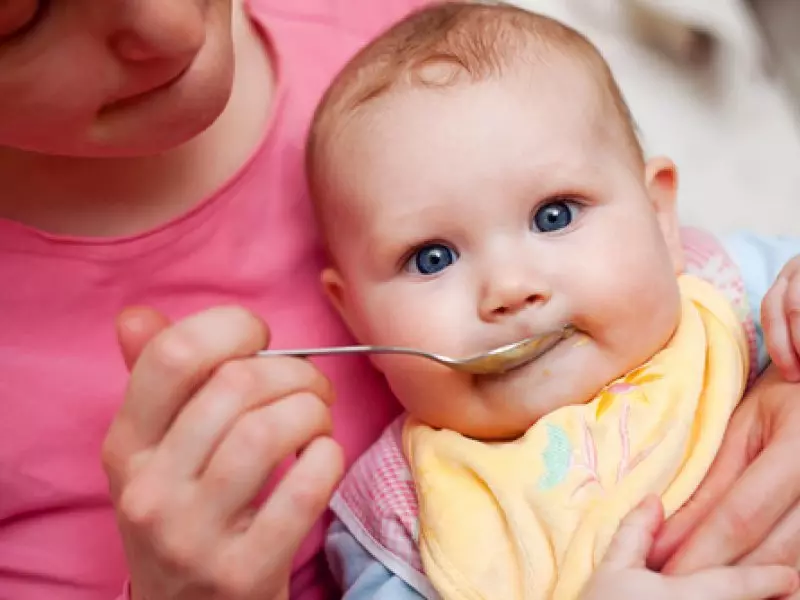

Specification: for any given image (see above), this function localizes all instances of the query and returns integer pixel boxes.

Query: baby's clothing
[404,275,745,600]
[325,227,800,599]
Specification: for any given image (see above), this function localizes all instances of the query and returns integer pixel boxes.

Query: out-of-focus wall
[509,0,800,235]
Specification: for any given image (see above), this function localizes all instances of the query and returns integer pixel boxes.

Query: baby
[306,2,800,599]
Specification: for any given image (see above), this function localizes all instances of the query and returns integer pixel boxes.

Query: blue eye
[532,200,579,233]
[407,243,457,275]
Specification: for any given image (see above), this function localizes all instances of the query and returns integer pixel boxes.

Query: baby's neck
[0,4,273,238]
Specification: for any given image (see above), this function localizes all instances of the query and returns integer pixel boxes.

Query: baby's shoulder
[681,226,759,381]
[334,415,418,523]
[331,414,425,572]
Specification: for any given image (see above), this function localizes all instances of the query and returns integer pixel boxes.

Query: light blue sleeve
[325,519,428,600]
[721,231,800,372]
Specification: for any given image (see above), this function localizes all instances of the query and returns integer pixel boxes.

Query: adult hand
[761,255,800,382]
[103,306,344,600]
[582,496,797,600]
[649,365,800,584]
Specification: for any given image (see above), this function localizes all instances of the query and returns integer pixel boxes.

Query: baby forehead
[334,89,609,200]
[332,53,633,176]
[317,73,627,213]
[370,60,641,175]
[345,65,624,162]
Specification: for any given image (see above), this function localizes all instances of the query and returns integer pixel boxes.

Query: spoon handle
[257,345,449,364]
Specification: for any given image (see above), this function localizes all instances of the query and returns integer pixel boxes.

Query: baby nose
[479,276,549,322]
[110,1,207,63]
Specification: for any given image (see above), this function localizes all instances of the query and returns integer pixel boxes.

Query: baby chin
[473,333,609,431]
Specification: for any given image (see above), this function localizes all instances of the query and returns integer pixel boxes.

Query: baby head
[308,2,685,440]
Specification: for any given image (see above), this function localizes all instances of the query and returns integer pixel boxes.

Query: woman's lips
[102,65,192,113]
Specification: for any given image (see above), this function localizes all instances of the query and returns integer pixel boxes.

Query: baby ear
[645,156,684,274]
[322,267,348,321]
[321,267,361,338]
[321,268,379,369]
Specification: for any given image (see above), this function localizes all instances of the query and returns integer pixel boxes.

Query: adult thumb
[647,396,755,571]
[601,495,664,571]
[116,306,171,371]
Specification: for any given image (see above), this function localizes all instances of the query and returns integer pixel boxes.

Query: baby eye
[406,243,458,275]
[531,199,581,233]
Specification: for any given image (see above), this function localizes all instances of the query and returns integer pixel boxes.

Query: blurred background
[509,0,800,235]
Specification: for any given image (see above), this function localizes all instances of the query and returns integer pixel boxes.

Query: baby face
[322,65,684,439]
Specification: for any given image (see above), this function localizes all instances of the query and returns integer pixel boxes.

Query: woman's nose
[108,1,208,63]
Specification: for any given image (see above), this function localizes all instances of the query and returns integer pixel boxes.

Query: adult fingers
[764,277,800,382]
[649,397,757,570]
[738,496,800,568]
[663,439,800,574]
[154,356,333,478]
[786,589,800,600]
[677,565,798,600]
[220,436,345,586]
[116,306,172,371]
[199,392,333,519]
[120,306,269,452]
[600,496,663,571]
[785,271,800,380]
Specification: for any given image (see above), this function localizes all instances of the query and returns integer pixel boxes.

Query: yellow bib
[404,275,748,600]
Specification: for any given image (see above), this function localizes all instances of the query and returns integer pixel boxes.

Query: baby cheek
[608,271,680,348]
[564,264,631,328]
[382,359,470,421]
[366,284,469,352]
[362,300,431,348]
[571,266,669,337]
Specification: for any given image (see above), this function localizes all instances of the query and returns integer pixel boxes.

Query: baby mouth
[476,325,577,378]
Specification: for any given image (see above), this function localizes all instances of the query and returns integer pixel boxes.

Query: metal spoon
[257,325,575,375]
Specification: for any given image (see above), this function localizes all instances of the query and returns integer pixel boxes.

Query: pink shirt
[0,1,423,598]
